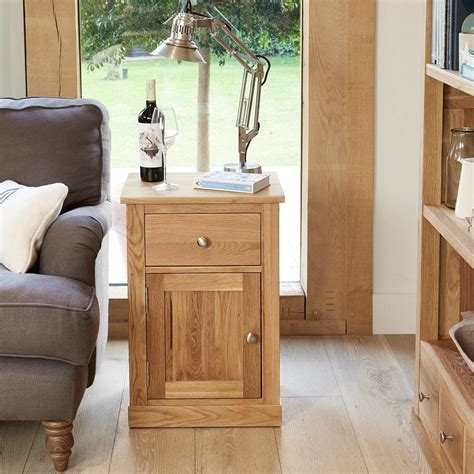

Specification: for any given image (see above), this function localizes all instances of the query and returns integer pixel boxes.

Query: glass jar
[446,128,474,209]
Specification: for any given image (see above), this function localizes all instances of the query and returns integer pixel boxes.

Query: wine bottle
[138,79,164,182]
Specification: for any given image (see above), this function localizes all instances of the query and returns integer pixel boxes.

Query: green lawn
[81,56,300,168]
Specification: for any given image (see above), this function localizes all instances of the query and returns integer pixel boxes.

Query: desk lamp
[152,1,271,174]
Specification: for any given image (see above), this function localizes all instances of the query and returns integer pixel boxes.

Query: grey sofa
[0,98,112,471]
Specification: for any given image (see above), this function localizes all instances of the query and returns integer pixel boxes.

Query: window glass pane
[80,0,300,284]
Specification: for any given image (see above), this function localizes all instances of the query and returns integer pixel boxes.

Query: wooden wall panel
[301,0,375,334]
[24,0,80,98]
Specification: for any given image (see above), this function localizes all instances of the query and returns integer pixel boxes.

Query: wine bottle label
[138,123,163,168]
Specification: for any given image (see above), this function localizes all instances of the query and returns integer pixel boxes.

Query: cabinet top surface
[120,173,285,205]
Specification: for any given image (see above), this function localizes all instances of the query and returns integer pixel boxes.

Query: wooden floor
[0,336,434,473]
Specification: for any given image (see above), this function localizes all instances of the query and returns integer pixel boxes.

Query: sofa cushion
[0,98,110,211]
[0,267,99,365]
[0,180,68,273]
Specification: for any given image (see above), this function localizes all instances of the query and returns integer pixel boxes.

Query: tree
[80,0,300,169]
[80,0,300,68]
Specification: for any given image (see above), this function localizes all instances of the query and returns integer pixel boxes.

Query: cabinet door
[147,273,261,400]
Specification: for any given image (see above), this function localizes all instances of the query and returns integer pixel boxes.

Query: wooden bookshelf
[423,205,474,268]
[422,340,474,421]
[426,64,474,97]
[416,2,474,473]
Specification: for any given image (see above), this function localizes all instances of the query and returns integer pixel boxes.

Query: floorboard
[195,427,281,474]
[0,335,433,473]
[109,383,195,473]
[324,336,431,473]
[280,336,340,398]
[276,397,367,473]
[0,421,38,474]
[384,334,416,393]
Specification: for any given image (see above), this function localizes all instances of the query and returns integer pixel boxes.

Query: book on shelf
[432,0,472,71]
[193,171,271,194]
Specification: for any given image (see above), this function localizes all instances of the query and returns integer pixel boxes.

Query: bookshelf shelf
[426,64,474,96]
[423,205,474,268]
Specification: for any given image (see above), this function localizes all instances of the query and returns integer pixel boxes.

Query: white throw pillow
[0,180,68,273]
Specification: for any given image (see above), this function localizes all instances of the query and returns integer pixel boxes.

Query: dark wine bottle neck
[146,100,156,107]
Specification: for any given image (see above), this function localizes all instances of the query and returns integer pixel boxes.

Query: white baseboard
[373,293,417,334]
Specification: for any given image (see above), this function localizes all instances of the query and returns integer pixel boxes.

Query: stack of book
[431,0,472,70]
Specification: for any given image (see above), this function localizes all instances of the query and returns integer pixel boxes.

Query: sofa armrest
[40,201,113,286]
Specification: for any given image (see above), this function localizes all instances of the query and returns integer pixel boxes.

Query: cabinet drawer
[418,355,440,447]
[145,213,261,266]
[439,389,464,474]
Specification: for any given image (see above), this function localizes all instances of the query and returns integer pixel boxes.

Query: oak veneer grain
[439,389,464,474]
[145,213,261,267]
[24,0,80,98]
[301,0,374,335]
[126,205,147,406]
[147,273,261,401]
[425,340,474,423]
[128,405,282,428]
[262,204,281,406]
[121,173,285,205]
[423,206,474,271]
[439,240,463,337]
[426,64,474,97]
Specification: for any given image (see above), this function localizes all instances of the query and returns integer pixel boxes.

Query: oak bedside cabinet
[120,173,285,428]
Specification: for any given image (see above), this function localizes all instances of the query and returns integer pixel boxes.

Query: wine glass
[151,106,179,191]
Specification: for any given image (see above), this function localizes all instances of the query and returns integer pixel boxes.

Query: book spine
[432,0,438,64]
[447,0,455,69]
[452,0,470,70]
[440,0,447,68]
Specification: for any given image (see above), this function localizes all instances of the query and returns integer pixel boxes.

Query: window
[80,0,301,284]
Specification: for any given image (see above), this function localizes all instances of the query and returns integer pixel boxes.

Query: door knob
[439,431,453,444]
[197,236,209,248]
[246,332,258,344]
[418,391,431,402]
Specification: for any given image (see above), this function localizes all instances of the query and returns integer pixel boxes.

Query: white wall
[0,0,26,97]
[373,0,425,333]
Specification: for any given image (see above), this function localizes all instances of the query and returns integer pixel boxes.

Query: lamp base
[224,162,262,174]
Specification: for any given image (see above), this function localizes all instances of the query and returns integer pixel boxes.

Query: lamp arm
[194,17,268,166]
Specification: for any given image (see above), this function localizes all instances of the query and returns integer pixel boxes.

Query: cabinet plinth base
[128,404,282,428]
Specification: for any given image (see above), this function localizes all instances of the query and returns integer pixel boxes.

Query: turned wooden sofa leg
[41,420,74,472]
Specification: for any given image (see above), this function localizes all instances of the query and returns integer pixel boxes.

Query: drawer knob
[439,431,453,444]
[418,391,431,402]
[246,332,258,344]
[197,236,209,248]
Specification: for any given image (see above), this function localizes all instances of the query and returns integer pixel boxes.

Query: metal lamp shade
[152,13,206,64]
